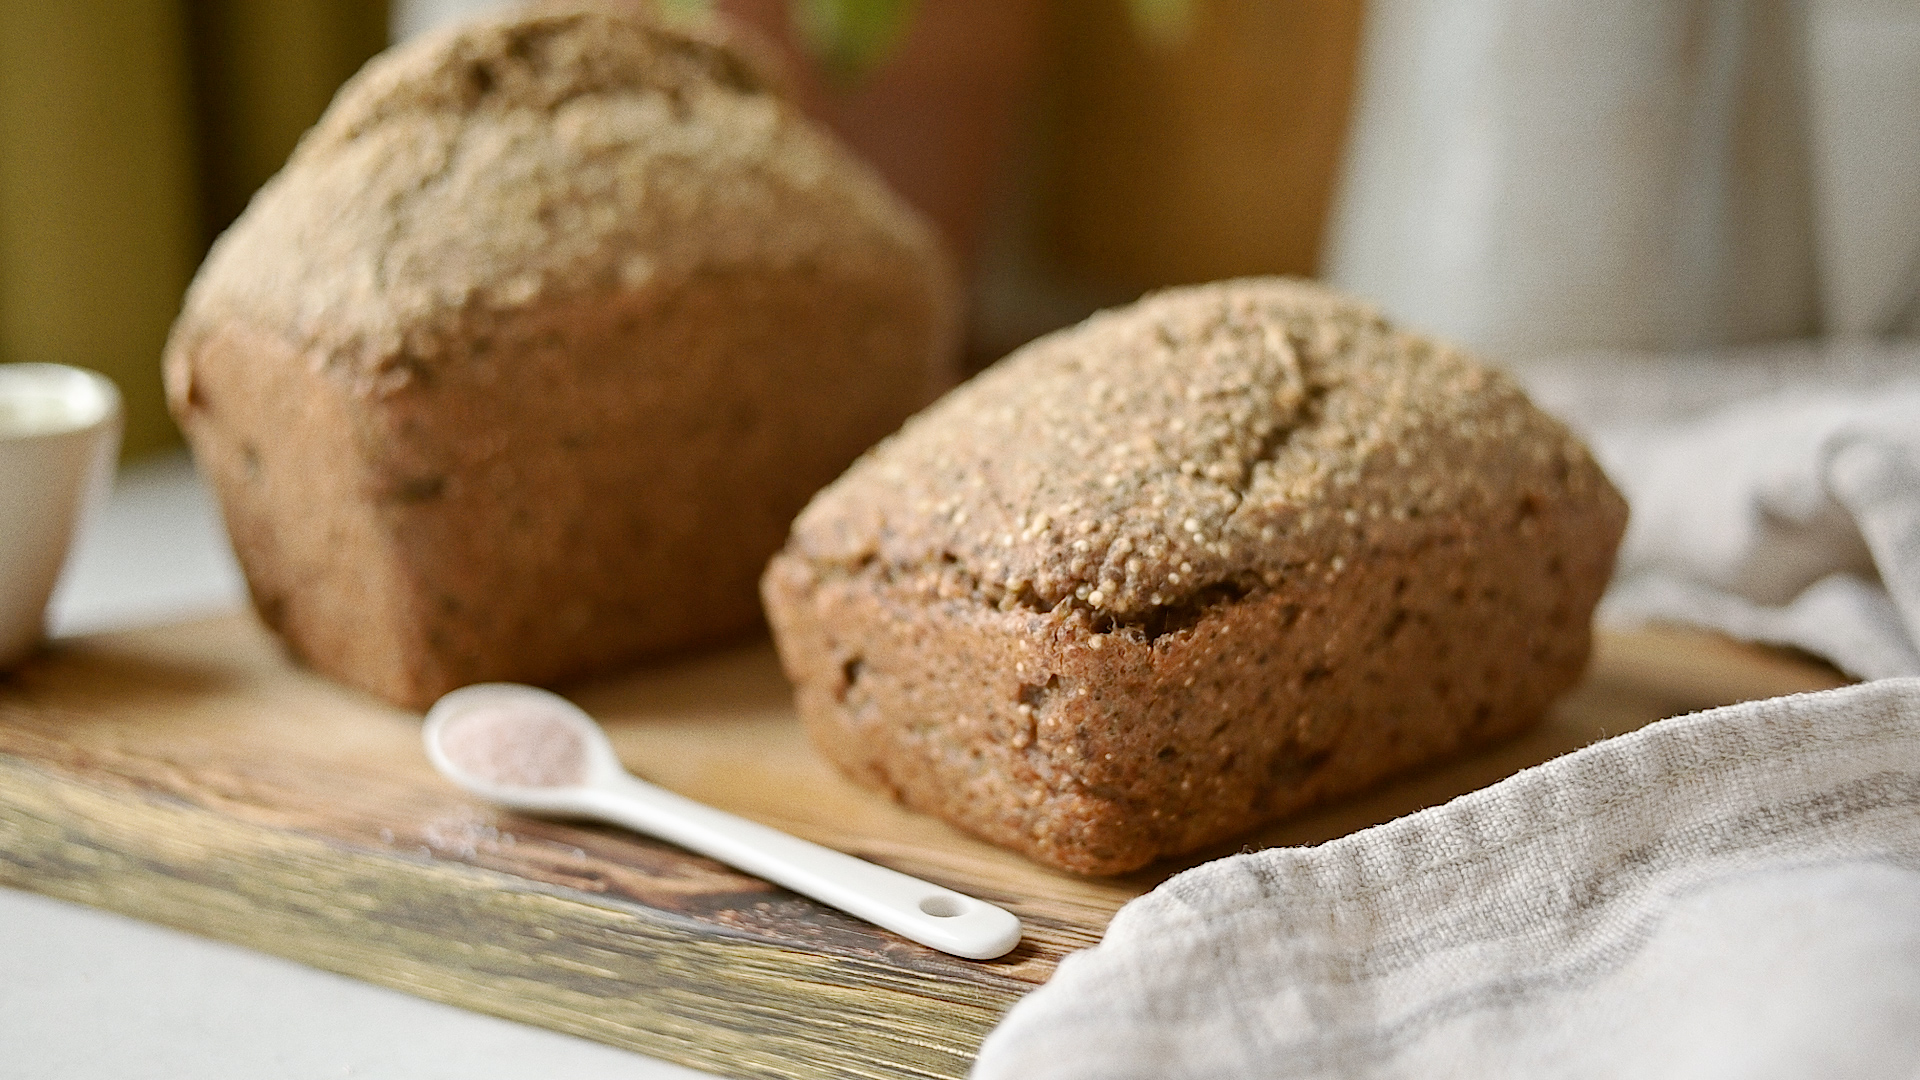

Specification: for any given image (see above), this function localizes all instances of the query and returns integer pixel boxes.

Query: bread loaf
[165,8,956,708]
[762,278,1625,875]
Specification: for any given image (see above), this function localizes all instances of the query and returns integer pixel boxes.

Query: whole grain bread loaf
[762,278,1626,875]
[165,8,956,708]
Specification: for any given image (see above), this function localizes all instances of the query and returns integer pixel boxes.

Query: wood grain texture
[0,614,1847,1078]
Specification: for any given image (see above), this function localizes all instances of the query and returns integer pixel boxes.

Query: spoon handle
[578,774,1023,960]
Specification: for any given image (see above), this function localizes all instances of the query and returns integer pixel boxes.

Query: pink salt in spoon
[422,683,1024,960]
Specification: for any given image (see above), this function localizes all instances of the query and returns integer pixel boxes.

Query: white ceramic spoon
[422,683,1024,960]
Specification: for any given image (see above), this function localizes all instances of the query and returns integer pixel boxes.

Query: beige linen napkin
[1522,342,1920,680]
[973,677,1920,1079]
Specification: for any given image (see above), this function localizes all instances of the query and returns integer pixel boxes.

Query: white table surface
[4,451,716,1079]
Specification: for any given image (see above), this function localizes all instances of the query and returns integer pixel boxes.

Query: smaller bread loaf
[164,8,955,708]
[763,279,1626,875]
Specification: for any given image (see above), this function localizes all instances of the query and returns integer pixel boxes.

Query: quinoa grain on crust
[762,278,1626,876]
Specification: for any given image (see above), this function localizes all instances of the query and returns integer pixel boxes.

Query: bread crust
[763,278,1626,874]
[166,8,956,707]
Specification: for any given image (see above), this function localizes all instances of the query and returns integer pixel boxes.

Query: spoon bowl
[424,682,620,808]
[423,683,1024,960]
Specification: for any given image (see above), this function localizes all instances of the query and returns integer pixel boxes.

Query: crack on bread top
[306,11,771,153]
[786,278,1608,626]
[801,545,1279,644]
[170,6,948,385]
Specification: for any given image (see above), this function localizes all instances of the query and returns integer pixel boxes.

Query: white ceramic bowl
[0,364,122,669]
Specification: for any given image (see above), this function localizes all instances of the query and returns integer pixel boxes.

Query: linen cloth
[973,678,1920,1080]
[1521,342,1920,680]
[973,343,1920,1079]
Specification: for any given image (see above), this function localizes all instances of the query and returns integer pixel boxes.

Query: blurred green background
[0,0,1377,459]
[0,0,386,458]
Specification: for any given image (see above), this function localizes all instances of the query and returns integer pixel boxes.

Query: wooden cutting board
[0,614,1846,1079]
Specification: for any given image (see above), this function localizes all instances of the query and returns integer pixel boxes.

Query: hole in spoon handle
[919,895,966,918]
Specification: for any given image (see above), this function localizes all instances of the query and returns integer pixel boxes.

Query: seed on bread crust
[765,278,1625,874]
